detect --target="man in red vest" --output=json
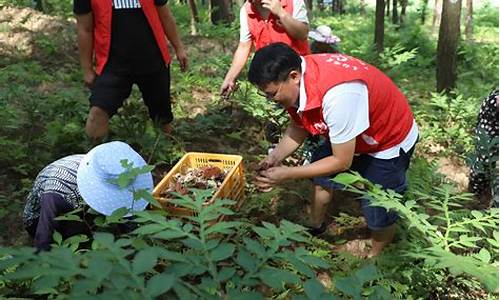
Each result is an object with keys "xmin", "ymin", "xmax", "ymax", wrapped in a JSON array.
[
  {"xmin": 74, "ymin": 0, "xmax": 188, "ymax": 140},
  {"xmin": 220, "ymin": 0, "xmax": 310, "ymax": 96},
  {"xmin": 250, "ymin": 43, "xmax": 419, "ymax": 257}
]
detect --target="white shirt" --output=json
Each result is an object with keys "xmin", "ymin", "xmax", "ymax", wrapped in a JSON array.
[
  {"xmin": 298, "ymin": 57, "xmax": 419, "ymax": 159},
  {"xmin": 239, "ymin": 0, "xmax": 309, "ymax": 43}
]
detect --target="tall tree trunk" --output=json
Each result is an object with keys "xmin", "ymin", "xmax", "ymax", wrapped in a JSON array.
[
  {"xmin": 392, "ymin": 0, "xmax": 398, "ymax": 24},
  {"xmin": 436, "ymin": 0, "xmax": 462, "ymax": 93},
  {"xmin": 360, "ymin": 0, "xmax": 366, "ymax": 14},
  {"xmin": 33, "ymin": 0, "xmax": 44, "ymax": 11},
  {"xmin": 420, "ymin": 0, "xmax": 429, "ymax": 24},
  {"xmin": 210, "ymin": 0, "xmax": 233, "ymax": 24},
  {"xmin": 188, "ymin": 0, "xmax": 199, "ymax": 35},
  {"xmin": 432, "ymin": 0, "xmax": 442, "ymax": 31},
  {"xmin": 386, "ymin": 0, "xmax": 390, "ymax": 17},
  {"xmin": 375, "ymin": 0, "xmax": 385, "ymax": 53},
  {"xmin": 464, "ymin": 0, "xmax": 473, "ymax": 40},
  {"xmin": 319, "ymin": 0, "xmax": 324, "ymax": 11},
  {"xmin": 306, "ymin": 0, "xmax": 313, "ymax": 11},
  {"xmin": 400, "ymin": 0, "xmax": 407, "ymax": 24}
]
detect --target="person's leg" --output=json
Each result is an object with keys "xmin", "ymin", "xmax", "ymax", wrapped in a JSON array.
[
  {"xmin": 86, "ymin": 70, "xmax": 132, "ymax": 140},
  {"xmin": 85, "ymin": 106, "xmax": 109, "ymax": 140},
  {"xmin": 136, "ymin": 65, "xmax": 173, "ymax": 135},
  {"xmin": 368, "ymin": 223, "xmax": 396, "ymax": 257},
  {"xmin": 309, "ymin": 185, "xmax": 333, "ymax": 228},
  {"xmin": 307, "ymin": 140, "xmax": 343, "ymax": 234},
  {"xmin": 34, "ymin": 193, "xmax": 75, "ymax": 251},
  {"xmin": 354, "ymin": 147, "xmax": 414, "ymax": 257}
]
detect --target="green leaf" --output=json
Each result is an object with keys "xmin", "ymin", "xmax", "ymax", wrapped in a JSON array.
[
  {"xmin": 332, "ymin": 172, "xmax": 368, "ymax": 186},
  {"xmin": 253, "ymin": 227, "xmax": 274, "ymax": 239},
  {"xmin": 147, "ymin": 273, "xmax": 175, "ymax": 297},
  {"xmin": 257, "ymin": 267, "xmax": 300, "ymax": 291},
  {"xmin": 243, "ymin": 237, "xmax": 267, "ymax": 257},
  {"xmin": 132, "ymin": 249, "xmax": 158, "ymax": 275},
  {"xmin": 33, "ymin": 275, "xmax": 60, "ymax": 292},
  {"xmin": 355, "ymin": 264, "xmax": 379, "ymax": 282},
  {"xmin": 132, "ymin": 224, "xmax": 166, "ymax": 235},
  {"xmin": 217, "ymin": 267, "xmax": 236, "ymax": 282},
  {"xmin": 211, "ymin": 243, "xmax": 235, "ymax": 261},
  {"xmin": 236, "ymin": 249, "xmax": 257, "ymax": 272},
  {"xmin": 228, "ymin": 290, "xmax": 265, "ymax": 300},
  {"xmin": 88, "ymin": 255, "xmax": 113, "ymax": 281},
  {"xmin": 471, "ymin": 210, "xmax": 483, "ymax": 218},
  {"xmin": 303, "ymin": 278, "xmax": 326, "ymax": 299},
  {"xmin": 134, "ymin": 189, "xmax": 162, "ymax": 209},
  {"xmin": 153, "ymin": 230, "xmax": 186, "ymax": 240},
  {"xmin": 475, "ymin": 248, "xmax": 491, "ymax": 263},
  {"xmin": 53, "ymin": 231, "xmax": 62, "ymax": 246},
  {"xmin": 205, "ymin": 221, "xmax": 241, "ymax": 235},
  {"xmin": 182, "ymin": 238, "xmax": 205, "ymax": 250},
  {"xmin": 71, "ymin": 278, "xmax": 101, "ymax": 295}
]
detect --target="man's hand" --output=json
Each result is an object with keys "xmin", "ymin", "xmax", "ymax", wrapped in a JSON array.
[
  {"xmin": 175, "ymin": 47, "xmax": 188, "ymax": 72},
  {"xmin": 83, "ymin": 69, "xmax": 96, "ymax": 88},
  {"xmin": 261, "ymin": 0, "xmax": 285, "ymax": 18},
  {"xmin": 162, "ymin": 123, "xmax": 173, "ymax": 135},
  {"xmin": 254, "ymin": 165, "xmax": 290, "ymax": 192},
  {"xmin": 253, "ymin": 155, "xmax": 281, "ymax": 192},
  {"xmin": 220, "ymin": 78, "xmax": 236, "ymax": 97}
]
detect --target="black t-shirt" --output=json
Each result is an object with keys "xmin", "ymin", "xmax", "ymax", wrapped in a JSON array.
[{"xmin": 74, "ymin": 0, "xmax": 168, "ymax": 75}]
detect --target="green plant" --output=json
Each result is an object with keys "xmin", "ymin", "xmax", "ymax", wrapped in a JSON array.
[{"xmin": 333, "ymin": 172, "xmax": 499, "ymax": 293}]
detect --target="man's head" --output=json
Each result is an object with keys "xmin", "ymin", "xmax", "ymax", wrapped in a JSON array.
[{"xmin": 248, "ymin": 43, "xmax": 302, "ymax": 108}]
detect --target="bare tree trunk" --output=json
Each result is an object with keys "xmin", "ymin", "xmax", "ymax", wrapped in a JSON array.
[
  {"xmin": 188, "ymin": 0, "xmax": 199, "ymax": 35},
  {"xmin": 386, "ymin": 0, "xmax": 390, "ymax": 17},
  {"xmin": 432, "ymin": 0, "xmax": 442, "ymax": 31},
  {"xmin": 400, "ymin": 0, "xmax": 407, "ymax": 24},
  {"xmin": 420, "ymin": 0, "xmax": 429, "ymax": 24},
  {"xmin": 305, "ymin": 0, "xmax": 313, "ymax": 12},
  {"xmin": 33, "ymin": 0, "xmax": 44, "ymax": 11},
  {"xmin": 318, "ymin": 0, "xmax": 324, "ymax": 11},
  {"xmin": 464, "ymin": 0, "xmax": 473, "ymax": 40},
  {"xmin": 375, "ymin": 0, "xmax": 385, "ymax": 53},
  {"xmin": 436, "ymin": 0, "xmax": 462, "ymax": 93},
  {"xmin": 360, "ymin": 0, "xmax": 366, "ymax": 14},
  {"xmin": 210, "ymin": 0, "xmax": 233, "ymax": 24},
  {"xmin": 392, "ymin": 0, "xmax": 398, "ymax": 24}
]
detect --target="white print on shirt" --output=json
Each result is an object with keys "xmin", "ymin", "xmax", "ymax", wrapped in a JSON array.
[
  {"xmin": 320, "ymin": 54, "xmax": 369, "ymax": 71},
  {"xmin": 361, "ymin": 134, "xmax": 379, "ymax": 145},
  {"xmin": 313, "ymin": 122, "xmax": 328, "ymax": 134}
]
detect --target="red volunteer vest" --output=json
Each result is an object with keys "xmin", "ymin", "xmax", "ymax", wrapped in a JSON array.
[
  {"xmin": 245, "ymin": 0, "xmax": 310, "ymax": 55},
  {"xmin": 90, "ymin": 0, "xmax": 172, "ymax": 75},
  {"xmin": 288, "ymin": 54, "xmax": 414, "ymax": 154}
]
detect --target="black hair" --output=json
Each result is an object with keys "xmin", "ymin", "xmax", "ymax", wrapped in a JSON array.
[{"xmin": 248, "ymin": 43, "xmax": 302, "ymax": 86}]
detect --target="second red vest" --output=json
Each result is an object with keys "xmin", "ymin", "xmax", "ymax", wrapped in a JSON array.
[
  {"xmin": 245, "ymin": 0, "xmax": 310, "ymax": 55},
  {"xmin": 90, "ymin": 0, "xmax": 172, "ymax": 75},
  {"xmin": 287, "ymin": 54, "xmax": 414, "ymax": 154}
]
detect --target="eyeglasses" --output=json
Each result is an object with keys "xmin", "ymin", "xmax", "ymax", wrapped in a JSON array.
[{"xmin": 257, "ymin": 81, "xmax": 284, "ymax": 101}]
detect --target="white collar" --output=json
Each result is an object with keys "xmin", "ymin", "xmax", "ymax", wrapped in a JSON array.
[{"xmin": 297, "ymin": 56, "xmax": 307, "ymax": 113}]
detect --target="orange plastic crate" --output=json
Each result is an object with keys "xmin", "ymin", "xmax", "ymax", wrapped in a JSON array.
[{"xmin": 152, "ymin": 152, "xmax": 245, "ymax": 216}]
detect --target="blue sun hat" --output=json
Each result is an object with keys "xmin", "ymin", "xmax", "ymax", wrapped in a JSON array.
[{"xmin": 76, "ymin": 141, "xmax": 153, "ymax": 216}]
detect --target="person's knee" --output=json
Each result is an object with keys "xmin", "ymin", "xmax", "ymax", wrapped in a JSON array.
[{"xmin": 86, "ymin": 106, "xmax": 109, "ymax": 139}]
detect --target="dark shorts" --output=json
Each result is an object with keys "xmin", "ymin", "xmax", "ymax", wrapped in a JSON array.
[
  {"xmin": 90, "ymin": 64, "xmax": 172, "ymax": 125},
  {"xmin": 311, "ymin": 141, "xmax": 415, "ymax": 230}
]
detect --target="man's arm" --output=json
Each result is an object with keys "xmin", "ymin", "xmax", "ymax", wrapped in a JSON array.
[
  {"xmin": 288, "ymin": 138, "xmax": 355, "ymax": 179},
  {"xmin": 220, "ymin": 41, "xmax": 253, "ymax": 95},
  {"xmin": 261, "ymin": 0, "xmax": 309, "ymax": 40},
  {"xmin": 156, "ymin": 4, "xmax": 188, "ymax": 71},
  {"xmin": 76, "ymin": 13, "xmax": 95, "ymax": 86},
  {"xmin": 265, "ymin": 120, "xmax": 309, "ymax": 166}
]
